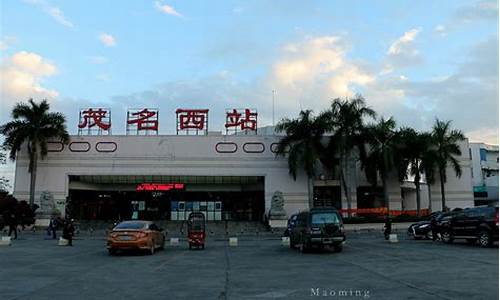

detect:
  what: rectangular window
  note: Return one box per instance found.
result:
[311,213,340,224]
[480,149,487,161]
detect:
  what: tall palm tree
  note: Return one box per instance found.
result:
[360,117,397,210]
[431,119,465,211]
[275,110,329,208]
[0,99,70,207]
[421,145,438,212]
[396,128,432,216]
[322,95,376,215]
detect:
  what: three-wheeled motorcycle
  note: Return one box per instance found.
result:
[187,212,206,249]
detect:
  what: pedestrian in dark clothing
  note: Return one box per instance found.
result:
[383,216,392,240]
[62,219,75,246]
[431,215,439,241]
[8,212,18,240]
[47,218,57,239]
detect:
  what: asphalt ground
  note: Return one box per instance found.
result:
[0,232,498,300]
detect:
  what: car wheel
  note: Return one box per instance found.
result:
[478,231,492,247]
[108,249,117,256]
[441,230,453,244]
[201,244,205,250]
[333,245,343,253]
[189,243,192,250]
[425,231,433,240]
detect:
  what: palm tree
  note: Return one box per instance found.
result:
[431,119,466,211]
[421,145,438,212]
[0,99,70,207]
[322,96,376,215]
[360,117,397,210]
[275,110,329,208]
[396,128,432,216]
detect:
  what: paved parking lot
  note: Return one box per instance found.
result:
[0,232,497,300]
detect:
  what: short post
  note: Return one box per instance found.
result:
[388,234,399,243]
[281,236,290,247]
[58,237,69,246]
[0,236,12,246]
[170,237,179,246]
[229,237,238,247]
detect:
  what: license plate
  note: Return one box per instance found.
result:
[323,239,333,244]
[119,236,132,241]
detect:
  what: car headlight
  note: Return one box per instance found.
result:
[419,224,430,228]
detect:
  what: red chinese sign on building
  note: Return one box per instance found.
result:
[78,108,111,135]
[126,108,159,134]
[225,108,258,133]
[136,183,185,191]
[176,109,209,135]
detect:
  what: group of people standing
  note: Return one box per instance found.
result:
[6,215,75,245]
[47,217,75,246]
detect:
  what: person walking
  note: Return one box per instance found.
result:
[7,211,18,240]
[47,217,57,239]
[431,214,440,241]
[383,215,392,240]
[62,219,75,246]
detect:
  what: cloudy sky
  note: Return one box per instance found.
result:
[0,0,498,186]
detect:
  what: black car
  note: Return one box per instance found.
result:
[407,211,446,240]
[289,208,346,253]
[283,213,298,237]
[440,206,499,247]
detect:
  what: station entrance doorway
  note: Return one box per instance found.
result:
[67,175,265,222]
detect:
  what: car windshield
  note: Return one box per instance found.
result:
[114,222,147,230]
[311,213,340,225]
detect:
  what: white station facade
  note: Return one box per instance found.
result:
[11,107,475,224]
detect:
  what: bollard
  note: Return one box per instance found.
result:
[170,237,179,246]
[388,234,399,243]
[0,236,12,246]
[229,237,238,247]
[58,237,69,246]
[281,237,290,247]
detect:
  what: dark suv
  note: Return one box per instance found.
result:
[289,208,346,253]
[440,206,498,247]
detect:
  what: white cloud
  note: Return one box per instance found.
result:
[0,51,59,110]
[453,0,498,24]
[271,36,374,106]
[154,1,183,17]
[10,51,57,76]
[23,0,74,28]
[382,28,423,74]
[88,56,108,64]
[435,1,498,34]
[434,24,447,37]
[387,28,421,55]
[98,33,116,47]
[46,6,74,28]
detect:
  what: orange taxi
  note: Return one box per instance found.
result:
[107,220,165,255]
